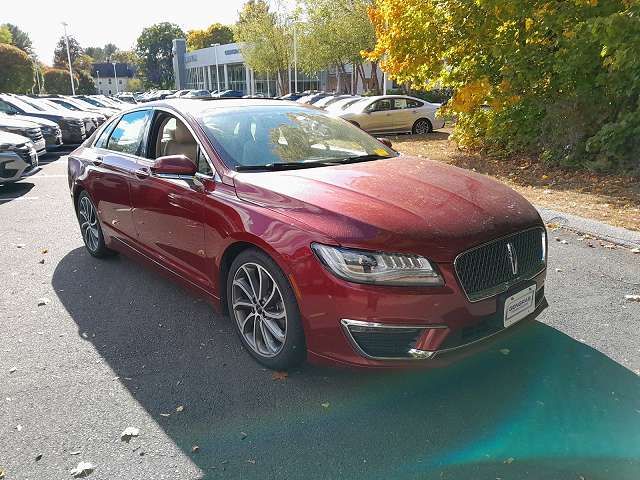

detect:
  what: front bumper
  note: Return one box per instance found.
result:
[293,256,547,368]
[0,145,38,183]
[60,123,86,144]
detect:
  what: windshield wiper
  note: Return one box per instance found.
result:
[235,160,342,172]
[338,153,393,164]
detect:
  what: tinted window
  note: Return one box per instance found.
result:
[394,98,408,109]
[407,99,423,108]
[370,99,392,111]
[197,149,213,176]
[106,110,151,155]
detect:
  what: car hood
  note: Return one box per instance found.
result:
[233,156,543,262]
[11,115,58,127]
[0,116,40,128]
[0,130,31,145]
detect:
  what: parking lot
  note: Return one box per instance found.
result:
[1,150,639,479]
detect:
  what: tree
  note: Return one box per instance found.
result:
[76,70,97,94]
[2,23,33,55]
[110,49,139,66]
[0,43,34,93]
[43,68,76,94]
[53,35,83,69]
[0,25,12,44]
[136,22,185,88]
[368,0,640,172]
[298,0,379,94]
[235,0,292,94]
[187,23,234,50]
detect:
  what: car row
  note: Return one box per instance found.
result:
[0,93,126,184]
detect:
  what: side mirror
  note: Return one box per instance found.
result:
[377,137,393,149]
[151,154,197,176]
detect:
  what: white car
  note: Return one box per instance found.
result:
[332,95,445,135]
[0,131,40,184]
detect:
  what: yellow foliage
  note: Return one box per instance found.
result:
[450,79,491,113]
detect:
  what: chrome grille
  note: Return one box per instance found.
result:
[26,128,43,143]
[454,228,545,302]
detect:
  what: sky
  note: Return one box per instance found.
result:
[3,0,248,65]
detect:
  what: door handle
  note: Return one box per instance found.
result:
[135,167,150,179]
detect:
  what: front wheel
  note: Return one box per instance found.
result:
[412,118,433,134]
[227,249,306,370]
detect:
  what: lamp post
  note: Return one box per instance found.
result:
[61,22,75,95]
[211,43,221,92]
[112,61,118,94]
[293,23,298,93]
[96,70,100,94]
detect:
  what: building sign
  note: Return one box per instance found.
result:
[224,48,240,56]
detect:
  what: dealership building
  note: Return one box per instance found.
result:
[171,39,390,96]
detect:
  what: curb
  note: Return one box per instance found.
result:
[536,206,640,249]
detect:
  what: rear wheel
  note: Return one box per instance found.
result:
[76,191,115,258]
[412,118,433,134]
[227,249,306,370]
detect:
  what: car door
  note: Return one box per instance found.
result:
[89,109,153,244]
[363,99,394,133]
[392,97,414,131]
[129,112,210,288]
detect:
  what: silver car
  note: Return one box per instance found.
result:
[333,95,445,134]
[0,115,46,155]
[0,131,40,184]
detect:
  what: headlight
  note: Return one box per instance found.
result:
[311,243,443,286]
[541,228,547,263]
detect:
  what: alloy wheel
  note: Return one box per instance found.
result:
[414,119,431,134]
[78,196,100,253]
[231,262,288,357]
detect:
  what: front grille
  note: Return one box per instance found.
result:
[26,128,43,143]
[343,321,424,359]
[15,144,35,166]
[455,228,545,301]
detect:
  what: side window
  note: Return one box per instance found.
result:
[197,149,213,176]
[106,110,151,155]
[370,99,392,112]
[393,98,408,109]
[0,101,17,114]
[406,99,423,108]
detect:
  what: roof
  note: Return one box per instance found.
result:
[143,98,303,115]
[91,63,135,78]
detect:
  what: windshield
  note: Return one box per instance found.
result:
[80,97,107,107]
[198,105,397,170]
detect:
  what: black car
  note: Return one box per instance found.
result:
[215,90,244,98]
[0,94,85,144]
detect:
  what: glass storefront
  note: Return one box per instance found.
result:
[227,63,246,94]
[254,71,277,97]
[208,65,224,92]
[290,71,320,93]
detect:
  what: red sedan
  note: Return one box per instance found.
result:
[67,99,548,369]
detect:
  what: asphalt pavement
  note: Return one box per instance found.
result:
[1,152,639,480]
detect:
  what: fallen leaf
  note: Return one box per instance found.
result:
[625,295,640,302]
[0,468,4,479]
[247,459,256,464]
[631,248,640,254]
[37,298,50,306]
[271,371,288,381]
[160,413,171,417]
[38,259,45,264]
[9,367,16,373]
[321,402,330,408]
[41,248,48,254]
[16,425,22,431]
[176,405,184,412]
[500,348,510,355]
[35,454,42,461]
[70,461,96,477]
[555,268,562,273]
[70,451,81,456]
[192,445,200,453]
[120,427,140,442]
[560,240,569,245]
[16,244,25,248]
[504,457,515,464]
[240,431,248,439]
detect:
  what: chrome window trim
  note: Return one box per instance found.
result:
[453,226,547,303]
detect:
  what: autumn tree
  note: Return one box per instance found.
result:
[0,25,12,44]
[43,68,76,94]
[187,23,234,50]
[368,0,640,171]
[235,0,292,95]
[2,23,33,55]
[0,43,34,93]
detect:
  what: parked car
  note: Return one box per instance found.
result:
[296,92,332,104]
[214,90,244,98]
[166,90,191,99]
[278,92,305,101]
[20,96,103,135]
[114,92,138,104]
[45,95,118,118]
[0,131,40,184]
[324,96,365,113]
[0,114,46,156]
[1,114,62,151]
[0,94,86,144]
[183,90,212,98]
[67,99,547,370]
[333,95,445,134]
[312,94,354,109]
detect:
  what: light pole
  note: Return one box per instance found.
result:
[96,70,100,94]
[211,43,220,92]
[112,61,119,94]
[61,22,75,95]
[293,24,298,93]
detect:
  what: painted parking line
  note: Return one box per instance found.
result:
[0,196,40,202]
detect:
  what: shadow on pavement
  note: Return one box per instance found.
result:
[53,248,640,480]
[0,181,35,202]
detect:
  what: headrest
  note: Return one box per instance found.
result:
[174,121,194,143]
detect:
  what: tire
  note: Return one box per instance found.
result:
[412,118,433,134]
[76,191,115,258]
[227,249,306,370]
